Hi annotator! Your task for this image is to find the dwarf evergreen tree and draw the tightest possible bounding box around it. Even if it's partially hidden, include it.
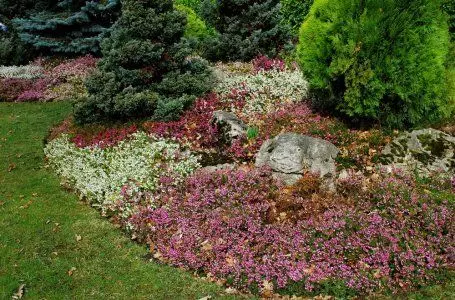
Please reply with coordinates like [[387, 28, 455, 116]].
[[0, 0, 59, 18], [13, 0, 120, 55], [0, 16, 30, 65], [202, 0, 290, 61], [74, 0, 214, 124], [297, 0, 453, 128]]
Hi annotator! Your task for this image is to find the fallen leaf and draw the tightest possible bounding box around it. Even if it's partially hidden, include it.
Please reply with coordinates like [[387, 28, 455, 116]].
[[11, 283, 25, 299], [68, 267, 76, 276], [8, 163, 16, 172], [261, 280, 274, 298], [224, 287, 237, 294], [19, 200, 32, 209]]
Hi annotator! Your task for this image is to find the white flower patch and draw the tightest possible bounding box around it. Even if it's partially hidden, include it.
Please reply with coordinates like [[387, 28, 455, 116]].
[[216, 68, 308, 116], [0, 65, 43, 79], [44, 132, 200, 211]]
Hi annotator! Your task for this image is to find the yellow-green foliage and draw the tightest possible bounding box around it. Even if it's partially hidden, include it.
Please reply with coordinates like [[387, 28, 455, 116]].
[[297, 0, 454, 128], [175, 4, 215, 41]]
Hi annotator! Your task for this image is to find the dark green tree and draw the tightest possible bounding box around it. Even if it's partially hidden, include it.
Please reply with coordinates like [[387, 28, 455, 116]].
[[0, 17, 30, 65], [202, 0, 290, 61], [280, 0, 313, 35], [297, 0, 453, 128], [13, 0, 120, 56], [74, 0, 214, 124], [442, 0, 454, 40], [0, 0, 59, 18]]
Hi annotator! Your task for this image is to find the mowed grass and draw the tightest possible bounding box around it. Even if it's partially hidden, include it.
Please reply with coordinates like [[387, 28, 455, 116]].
[[0, 102, 239, 299], [0, 102, 452, 299]]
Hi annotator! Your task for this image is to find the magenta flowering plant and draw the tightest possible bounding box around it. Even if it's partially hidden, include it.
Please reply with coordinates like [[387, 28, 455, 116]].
[[115, 169, 454, 296], [71, 125, 139, 149], [1, 56, 98, 102], [252, 55, 286, 73]]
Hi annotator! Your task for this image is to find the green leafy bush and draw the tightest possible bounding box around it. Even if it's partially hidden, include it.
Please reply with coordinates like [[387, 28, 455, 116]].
[[297, 0, 454, 128], [280, 0, 313, 34], [202, 0, 291, 62], [74, 0, 214, 124]]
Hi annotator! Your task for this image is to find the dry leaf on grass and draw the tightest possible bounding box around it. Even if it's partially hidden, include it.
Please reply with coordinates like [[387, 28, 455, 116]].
[[11, 284, 25, 299]]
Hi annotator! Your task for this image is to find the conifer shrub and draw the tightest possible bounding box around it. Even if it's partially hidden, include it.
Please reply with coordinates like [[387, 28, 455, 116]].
[[74, 0, 214, 124], [13, 0, 120, 56], [442, 0, 454, 40], [297, 0, 454, 128], [0, 17, 30, 66], [280, 0, 313, 34], [201, 0, 290, 61], [175, 4, 216, 47], [175, 0, 203, 14]]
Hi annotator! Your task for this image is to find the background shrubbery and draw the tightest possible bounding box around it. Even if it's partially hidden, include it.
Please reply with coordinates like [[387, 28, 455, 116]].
[[280, 0, 313, 34], [13, 0, 120, 56], [175, 3, 216, 51], [297, 0, 454, 128], [201, 0, 291, 61], [74, 0, 214, 124], [0, 17, 30, 66]]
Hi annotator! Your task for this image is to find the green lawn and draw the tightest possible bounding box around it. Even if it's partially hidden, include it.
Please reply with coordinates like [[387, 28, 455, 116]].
[[0, 102, 452, 299], [0, 102, 239, 299]]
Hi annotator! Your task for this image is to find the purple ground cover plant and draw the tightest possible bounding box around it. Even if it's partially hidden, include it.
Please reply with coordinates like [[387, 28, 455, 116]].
[[112, 169, 454, 296]]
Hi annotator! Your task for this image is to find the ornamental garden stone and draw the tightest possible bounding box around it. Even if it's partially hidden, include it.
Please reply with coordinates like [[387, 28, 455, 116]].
[[380, 128, 455, 176], [255, 133, 339, 189]]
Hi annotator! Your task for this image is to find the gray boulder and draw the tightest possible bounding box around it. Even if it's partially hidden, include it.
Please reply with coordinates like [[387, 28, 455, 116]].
[[212, 111, 247, 143], [255, 133, 340, 189], [380, 128, 455, 176], [201, 163, 236, 173]]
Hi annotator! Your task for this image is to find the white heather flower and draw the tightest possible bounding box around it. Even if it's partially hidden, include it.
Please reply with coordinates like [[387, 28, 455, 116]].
[[215, 66, 308, 116], [44, 132, 201, 213]]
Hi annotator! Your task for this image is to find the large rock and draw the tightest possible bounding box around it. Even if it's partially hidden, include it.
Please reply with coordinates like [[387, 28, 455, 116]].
[[255, 133, 340, 188], [380, 128, 455, 175], [212, 111, 247, 143]]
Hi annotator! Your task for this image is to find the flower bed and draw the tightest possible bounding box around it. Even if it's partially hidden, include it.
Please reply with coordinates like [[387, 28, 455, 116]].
[[0, 55, 97, 102], [44, 57, 454, 297], [45, 132, 200, 212]]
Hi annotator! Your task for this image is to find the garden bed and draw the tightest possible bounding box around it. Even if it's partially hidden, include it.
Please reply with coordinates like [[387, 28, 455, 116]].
[[42, 58, 455, 298]]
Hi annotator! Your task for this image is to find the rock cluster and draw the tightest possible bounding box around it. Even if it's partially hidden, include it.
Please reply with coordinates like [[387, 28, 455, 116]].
[[380, 128, 455, 175]]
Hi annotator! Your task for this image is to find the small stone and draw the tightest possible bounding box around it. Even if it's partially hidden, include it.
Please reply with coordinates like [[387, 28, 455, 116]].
[[212, 111, 247, 144]]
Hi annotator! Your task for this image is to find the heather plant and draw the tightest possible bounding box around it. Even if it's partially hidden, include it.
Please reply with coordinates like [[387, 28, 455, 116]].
[[44, 132, 200, 212], [297, 0, 454, 128], [216, 66, 308, 116], [121, 168, 454, 296], [74, 0, 214, 124], [202, 0, 291, 61], [0, 65, 42, 79], [1, 56, 97, 102], [0, 78, 33, 101]]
